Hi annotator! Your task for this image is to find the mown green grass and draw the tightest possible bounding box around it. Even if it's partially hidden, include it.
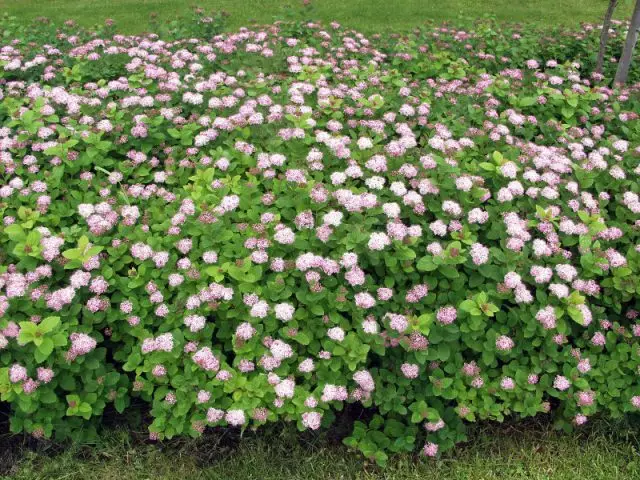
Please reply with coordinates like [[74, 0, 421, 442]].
[[3, 419, 640, 480], [0, 0, 636, 34]]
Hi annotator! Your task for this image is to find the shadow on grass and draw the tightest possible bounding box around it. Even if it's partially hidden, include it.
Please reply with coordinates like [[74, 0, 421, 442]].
[[2, 402, 640, 479]]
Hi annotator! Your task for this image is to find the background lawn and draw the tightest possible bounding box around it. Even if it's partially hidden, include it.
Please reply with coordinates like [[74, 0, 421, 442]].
[[4, 420, 640, 480], [0, 0, 636, 34]]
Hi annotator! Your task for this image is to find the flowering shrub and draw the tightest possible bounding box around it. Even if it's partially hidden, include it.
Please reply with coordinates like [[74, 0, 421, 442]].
[[0, 12, 639, 465]]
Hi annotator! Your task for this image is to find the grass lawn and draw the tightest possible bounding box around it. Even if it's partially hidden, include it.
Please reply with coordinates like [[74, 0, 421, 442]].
[[0, 0, 636, 34], [3, 420, 639, 480]]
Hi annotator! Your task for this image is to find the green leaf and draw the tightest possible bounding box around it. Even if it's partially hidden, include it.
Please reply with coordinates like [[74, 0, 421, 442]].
[[460, 300, 481, 316], [439, 265, 459, 279], [59, 375, 76, 391], [62, 248, 81, 260], [79, 402, 93, 419], [479, 162, 495, 171], [52, 333, 68, 347], [436, 344, 451, 361], [561, 107, 574, 119], [115, 397, 126, 413], [39, 389, 58, 404], [4, 224, 26, 242], [519, 96, 536, 107], [396, 245, 416, 260], [39, 316, 60, 334], [36, 338, 54, 361], [17, 322, 37, 344], [567, 306, 584, 325], [416, 256, 437, 272]]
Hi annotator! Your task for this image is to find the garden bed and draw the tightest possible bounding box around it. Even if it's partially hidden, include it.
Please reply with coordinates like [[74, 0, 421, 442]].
[[0, 13, 639, 465]]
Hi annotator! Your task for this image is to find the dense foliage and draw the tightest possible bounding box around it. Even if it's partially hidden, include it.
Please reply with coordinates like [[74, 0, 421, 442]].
[[0, 12, 639, 465]]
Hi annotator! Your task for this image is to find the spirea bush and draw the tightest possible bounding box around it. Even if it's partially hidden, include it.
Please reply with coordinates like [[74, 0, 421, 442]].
[[0, 11, 639, 465]]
